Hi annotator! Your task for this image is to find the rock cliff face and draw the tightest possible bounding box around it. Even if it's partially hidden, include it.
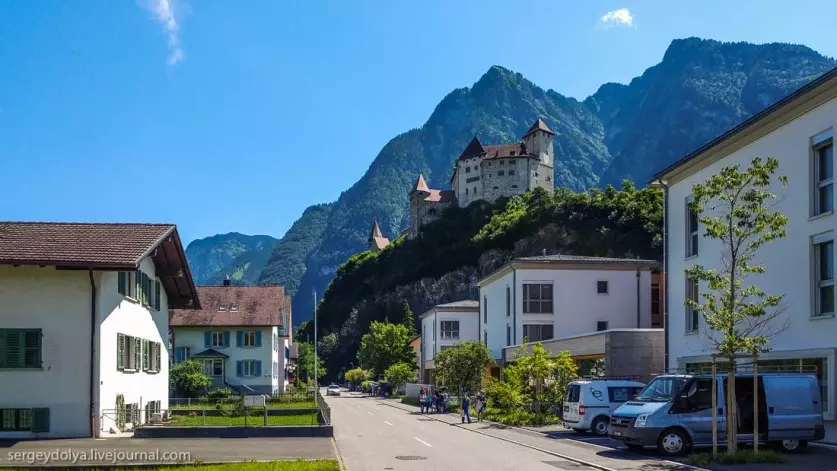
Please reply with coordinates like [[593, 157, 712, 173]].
[[191, 38, 835, 324]]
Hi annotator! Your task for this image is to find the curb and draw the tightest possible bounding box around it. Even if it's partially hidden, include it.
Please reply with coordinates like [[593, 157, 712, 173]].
[[331, 436, 347, 471]]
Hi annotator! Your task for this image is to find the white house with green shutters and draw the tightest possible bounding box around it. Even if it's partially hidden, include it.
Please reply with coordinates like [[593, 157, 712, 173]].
[[0, 222, 198, 438], [170, 283, 293, 395]]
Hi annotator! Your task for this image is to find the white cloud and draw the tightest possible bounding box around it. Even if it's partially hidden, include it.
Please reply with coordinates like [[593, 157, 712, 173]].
[[138, 0, 184, 65], [599, 8, 635, 29]]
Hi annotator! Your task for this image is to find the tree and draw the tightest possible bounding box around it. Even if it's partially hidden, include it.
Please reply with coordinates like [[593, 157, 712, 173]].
[[686, 157, 789, 453], [390, 300, 416, 336], [345, 367, 372, 386], [170, 360, 212, 397], [385, 362, 416, 393], [505, 343, 578, 423], [434, 341, 495, 395], [357, 321, 416, 376], [297, 342, 327, 384]]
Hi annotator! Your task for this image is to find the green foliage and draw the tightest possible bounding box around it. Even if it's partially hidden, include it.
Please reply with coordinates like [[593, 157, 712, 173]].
[[685, 157, 789, 358], [206, 387, 233, 399], [384, 362, 416, 391], [357, 321, 416, 376], [434, 341, 495, 395], [297, 342, 327, 384], [344, 367, 372, 385], [685, 449, 783, 466], [170, 360, 212, 397]]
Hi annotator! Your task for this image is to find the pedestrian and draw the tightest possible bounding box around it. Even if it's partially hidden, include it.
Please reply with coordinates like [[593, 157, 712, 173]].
[[460, 394, 471, 424], [476, 393, 486, 422], [419, 389, 427, 414]]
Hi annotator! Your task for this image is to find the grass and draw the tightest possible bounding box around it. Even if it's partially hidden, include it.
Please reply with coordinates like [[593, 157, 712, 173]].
[[170, 412, 320, 426], [170, 401, 317, 410], [684, 449, 784, 466], [8, 460, 340, 471]]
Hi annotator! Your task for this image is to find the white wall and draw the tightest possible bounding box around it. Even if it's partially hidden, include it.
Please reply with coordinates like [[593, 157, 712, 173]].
[[173, 325, 279, 393], [420, 309, 479, 364], [98, 257, 169, 434], [0, 265, 92, 438], [666, 95, 837, 418], [481, 266, 653, 359]]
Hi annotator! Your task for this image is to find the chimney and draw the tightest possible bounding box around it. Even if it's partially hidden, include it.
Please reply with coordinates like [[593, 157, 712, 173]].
[[223, 275, 231, 287]]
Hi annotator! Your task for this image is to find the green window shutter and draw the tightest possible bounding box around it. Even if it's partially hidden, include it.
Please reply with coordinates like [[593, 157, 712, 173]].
[[31, 408, 49, 433], [142, 340, 149, 371], [117, 272, 126, 296], [145, 274, 151, 306], [154, 281, 161, 311], [135, 271, 141, 300], [4, 330, 22, 368], [0, 329, 6, 369], [116, 333, 125, 370], [155, 342, 161, 372], [134, 337, 141, 370], [23, 330, 41, 368]]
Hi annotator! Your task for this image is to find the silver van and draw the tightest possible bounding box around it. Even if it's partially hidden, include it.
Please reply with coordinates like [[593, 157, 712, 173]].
[[562, 379, 646, 436], [609, 372, 825, 456]]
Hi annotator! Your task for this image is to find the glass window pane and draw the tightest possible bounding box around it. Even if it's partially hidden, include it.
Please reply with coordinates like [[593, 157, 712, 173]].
[[541, 284, 553, 300], [819, 184, 833, 213], [542, 324, 554, 340], [820, 241, 834, 281], [689, 207, 698, 233], [541, 301, 553, 313], [819, 145, 833, 181], [820, 285, 834, 315]]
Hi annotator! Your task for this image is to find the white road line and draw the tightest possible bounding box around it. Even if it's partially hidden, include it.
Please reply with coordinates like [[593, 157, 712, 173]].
[[383, 421, 393, 426], [367, 411, 374, 416], [413, 437, 432, 447]]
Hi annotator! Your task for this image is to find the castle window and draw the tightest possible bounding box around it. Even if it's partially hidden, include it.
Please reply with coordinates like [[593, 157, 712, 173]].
[[428, 209, 437, 216], [498, 171, 505, 176], [512, 185, 518, 189], [466, 166, 471, 173], [546, 176, 551, 181], [493, 186, 499, 190], [466, 188, 468, 195], [510, 151, 515, 156], [509, 160, 516, 165], [474, 187, 477, 194], [500, 160, 505, 165], [509, 170, 515, 176]]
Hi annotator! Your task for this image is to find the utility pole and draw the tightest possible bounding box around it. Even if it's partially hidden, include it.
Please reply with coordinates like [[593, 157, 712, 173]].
[[313, 290, 318, 390]]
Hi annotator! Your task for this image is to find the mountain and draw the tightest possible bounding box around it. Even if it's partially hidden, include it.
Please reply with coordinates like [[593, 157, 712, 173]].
[[190, 38, 833, 324], [185, 233, 278, 285]]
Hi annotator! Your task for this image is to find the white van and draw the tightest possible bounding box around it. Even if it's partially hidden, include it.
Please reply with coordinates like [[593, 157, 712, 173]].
[[562, 378, 646, 436]]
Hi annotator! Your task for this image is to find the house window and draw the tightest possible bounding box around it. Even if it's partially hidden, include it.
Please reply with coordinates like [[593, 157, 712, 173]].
[[651, 283, 661, 315], [0, 329, 42, 368], [240, 360, 259, 377], [116, 334, 142, 371], [523, 283, 553, 313], [686, 277, 700, 333], [218, 304, 227, 312], [483, 296, 487, 324], [203, 359, 222, 376], [522, 324, 553, 342], [596, 281, 608, 294], [230, 304, 239, 311], [440, 321, 459, 340], [174, 346, 190, 363], [242, 331, 256, 347], [439, 345, 454, 352], [211, 332, 225, 347], [273, 361, 278, 379], [597, 321, 608, 332], [686, 197, 699, 257], [813, 132, 834, 216], [484, 331, 488, 345], [498, 171, 505, 176], [506, 325, 511, 346], [505, 286, 511, 316], [0, 409, 34, 431], [814, 237, 834, 317], [509, 170, 515, 176]]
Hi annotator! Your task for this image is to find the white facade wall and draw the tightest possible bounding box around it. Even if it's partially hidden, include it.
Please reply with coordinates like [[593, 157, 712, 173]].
[[456, 156, 484, 207], [666, 95, 837, 419], [98, 257, 169, 434], [420, 309, 479, 364], [173, 325, 285, 394], [481, 266, 654, 360], [0, 265, 92, 438]]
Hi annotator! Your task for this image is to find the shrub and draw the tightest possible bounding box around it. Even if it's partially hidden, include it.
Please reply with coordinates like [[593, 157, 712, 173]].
[[207, 387, 233, 399]]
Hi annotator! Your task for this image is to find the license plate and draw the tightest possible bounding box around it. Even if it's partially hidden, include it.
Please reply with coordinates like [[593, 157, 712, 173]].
[[613, 431, 622, 437]]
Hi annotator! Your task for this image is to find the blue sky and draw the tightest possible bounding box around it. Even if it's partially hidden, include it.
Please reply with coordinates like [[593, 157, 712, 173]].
[[1, 0, 835, 245]]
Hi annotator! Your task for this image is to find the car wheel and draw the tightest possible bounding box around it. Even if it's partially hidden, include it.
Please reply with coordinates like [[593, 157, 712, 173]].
[[591, 416, 610, 436], [776, 439, 804, 453], [657, 428, 689, 457]]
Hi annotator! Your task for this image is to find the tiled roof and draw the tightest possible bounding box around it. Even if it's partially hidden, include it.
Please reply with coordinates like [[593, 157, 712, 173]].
[[411, 174, 430, 194], [435, 300, 479, 309], [170, 286, 288, 327], [370, 236, 390, 250], [515, 254, 660, 266], [0, 222, 175, 267], [483, 143, 530, 160], [423, 189, 456, 203], [525, 118, 555, 136], [458, 136, 487, 159]]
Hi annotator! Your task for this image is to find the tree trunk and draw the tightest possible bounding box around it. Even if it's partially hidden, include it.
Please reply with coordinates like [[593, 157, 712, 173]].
[[726, 363, 738, 453]]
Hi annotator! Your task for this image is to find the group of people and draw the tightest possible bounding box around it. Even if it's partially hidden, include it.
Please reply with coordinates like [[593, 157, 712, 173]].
[[417, 388, 487, 424]]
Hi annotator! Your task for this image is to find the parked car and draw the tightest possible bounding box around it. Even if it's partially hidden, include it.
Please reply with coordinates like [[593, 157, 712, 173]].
[[562, 378, 646, 436], [609, 372, 826, 456], [326, 384, 341, 396]]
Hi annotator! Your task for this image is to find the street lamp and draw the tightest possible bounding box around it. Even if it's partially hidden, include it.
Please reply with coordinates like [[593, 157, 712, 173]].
[[313, 290, 318, 390]]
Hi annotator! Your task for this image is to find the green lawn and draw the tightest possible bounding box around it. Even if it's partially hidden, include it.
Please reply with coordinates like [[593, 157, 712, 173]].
[[10, 460, 340, 471], [170, 412, 319, 426], [170, 401, 317, 410]]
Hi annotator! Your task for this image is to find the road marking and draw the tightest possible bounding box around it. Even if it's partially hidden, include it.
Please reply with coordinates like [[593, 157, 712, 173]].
[[384, 421, 393, 426], [367, 411, 374, 416], [413, 437, 432, 447]]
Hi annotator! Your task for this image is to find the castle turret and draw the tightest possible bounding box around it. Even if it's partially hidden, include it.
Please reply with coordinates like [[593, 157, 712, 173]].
[[367, 220, 389, 252], [410, 173, 431, 196], [523, 118, 555, 167]]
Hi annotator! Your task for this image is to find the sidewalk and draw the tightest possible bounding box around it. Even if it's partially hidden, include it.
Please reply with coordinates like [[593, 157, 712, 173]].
[[376, 398, 699, 471], [822, 420, 837, 445]]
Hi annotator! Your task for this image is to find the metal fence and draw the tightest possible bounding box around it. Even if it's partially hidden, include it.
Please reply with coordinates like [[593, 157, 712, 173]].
[[316, 391, 331, 425], [169, 391, 316, 409]]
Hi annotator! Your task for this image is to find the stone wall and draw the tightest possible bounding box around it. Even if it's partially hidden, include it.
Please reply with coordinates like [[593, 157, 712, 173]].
[[604, 330, 665, 382], [481, 157, 531, 202]]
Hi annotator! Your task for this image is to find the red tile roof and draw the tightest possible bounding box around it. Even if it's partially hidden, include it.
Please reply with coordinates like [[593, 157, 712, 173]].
[[524, 118, 555, 136], [458, 136, 487, 159], [0, 222, 175, 267], [424, 189, 456, 203], [411, 174, 430, 194], [483, 143, 531, 160], [170, 286, 288, 327]]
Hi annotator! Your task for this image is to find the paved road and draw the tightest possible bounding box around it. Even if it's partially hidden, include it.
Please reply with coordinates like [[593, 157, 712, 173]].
[[326, 392, 600, 471]]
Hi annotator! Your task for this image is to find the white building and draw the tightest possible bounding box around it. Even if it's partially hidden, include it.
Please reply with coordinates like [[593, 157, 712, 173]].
[[478, 254, 660, 362], [170, 283, 293, 395], [652, 66, 837, 420], [419, 300, 479, 383], [0, 222, 198, 439]]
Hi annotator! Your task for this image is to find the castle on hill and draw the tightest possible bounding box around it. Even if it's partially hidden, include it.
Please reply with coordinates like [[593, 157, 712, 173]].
[[368, 118, 555, 252]]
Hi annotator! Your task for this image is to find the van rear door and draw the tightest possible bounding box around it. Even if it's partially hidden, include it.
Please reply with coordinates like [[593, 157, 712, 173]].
[[763, 375, 821, 440], [563, 384, 582, 423]]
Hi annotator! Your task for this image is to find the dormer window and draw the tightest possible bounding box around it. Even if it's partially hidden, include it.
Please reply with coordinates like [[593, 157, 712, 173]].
[[218, 304, 227, 312], [230, 304, 239, 311]]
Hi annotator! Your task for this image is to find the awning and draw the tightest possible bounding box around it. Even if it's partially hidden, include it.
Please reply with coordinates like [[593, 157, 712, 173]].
[[190, 348, 229, 359]]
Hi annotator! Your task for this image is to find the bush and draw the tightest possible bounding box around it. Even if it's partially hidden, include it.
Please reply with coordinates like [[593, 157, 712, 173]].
[[207, 387, 233, 399], [685, 449, 783, 466]]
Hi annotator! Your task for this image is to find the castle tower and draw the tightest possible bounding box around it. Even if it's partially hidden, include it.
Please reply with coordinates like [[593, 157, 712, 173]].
[[408, 174, 431, 239], [522, 118, 555, 167], [368, 220, 389, 252]]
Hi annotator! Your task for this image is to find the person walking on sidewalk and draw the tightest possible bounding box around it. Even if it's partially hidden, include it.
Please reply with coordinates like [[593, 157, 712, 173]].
[[473, 393, 486, 422], [460, 394, 471, 424], [419, 389, 427, 414]]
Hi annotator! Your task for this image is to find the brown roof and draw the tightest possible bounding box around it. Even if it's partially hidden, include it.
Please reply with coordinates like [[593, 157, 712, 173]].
[[458, 136, 487, 159], [370, 236, 390, 250], [170, 286, 288, 327], [483, 143, 531, 160], [411, 174, 430, 194], [0, 221, 199, 308], [424, 189, 456, 203], [524, 118, 555, 136]]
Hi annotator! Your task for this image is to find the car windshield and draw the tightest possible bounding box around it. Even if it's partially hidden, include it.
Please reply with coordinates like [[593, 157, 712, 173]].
[[328, 385, 339, 389], [635, 377, 689, 402]]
